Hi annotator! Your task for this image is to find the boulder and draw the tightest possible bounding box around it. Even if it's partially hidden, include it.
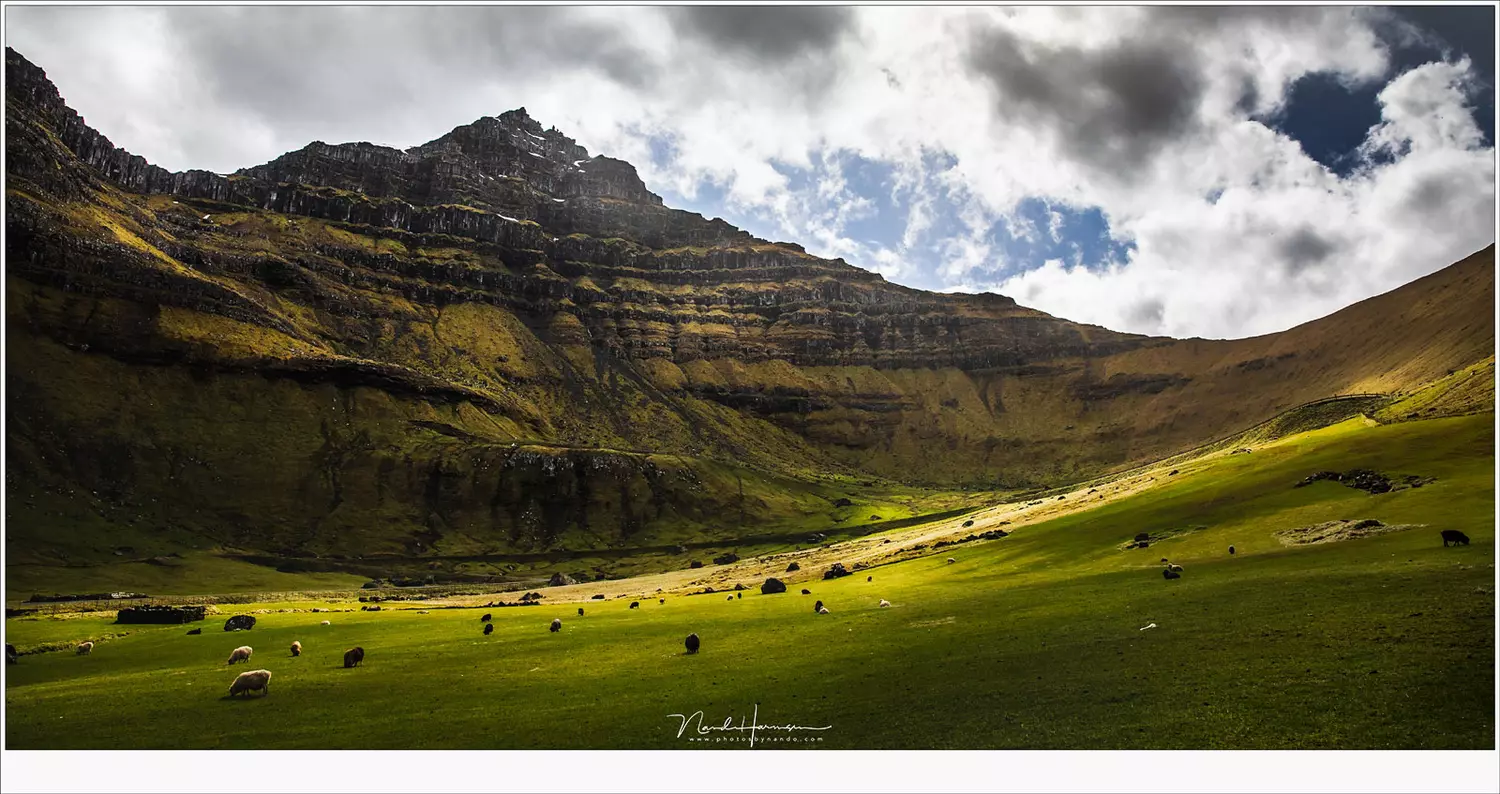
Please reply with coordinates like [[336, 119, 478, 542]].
[[733, 583, 746, 591], [761, 578, 788, 595], [591, 594, 606, 600], [713, 553, 740, 565], [548, 572, 577, 587], [689, 561, 704, 569], [223, 615, 256, 632], [823, 563, 852, 580], [186, 628, 202, 635], [786, 562, 801, 572], [832, 498, 853, 507]]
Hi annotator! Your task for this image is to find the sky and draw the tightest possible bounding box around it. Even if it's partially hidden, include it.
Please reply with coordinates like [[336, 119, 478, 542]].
[[5, 4, 1495, 340]]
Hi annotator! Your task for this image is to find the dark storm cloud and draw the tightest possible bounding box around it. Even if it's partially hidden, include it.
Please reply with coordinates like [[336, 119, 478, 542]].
[[965, 25, 1205, 176], [665, 6, 855, 60], [1278, 228, 1337, 276]]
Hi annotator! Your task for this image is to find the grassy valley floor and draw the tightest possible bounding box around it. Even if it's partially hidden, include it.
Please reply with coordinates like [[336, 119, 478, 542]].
[[4, 413, 1494, 748]]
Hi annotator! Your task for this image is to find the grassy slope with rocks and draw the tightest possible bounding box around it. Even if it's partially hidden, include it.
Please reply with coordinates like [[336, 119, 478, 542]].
[[5, 412, 1492, 749]]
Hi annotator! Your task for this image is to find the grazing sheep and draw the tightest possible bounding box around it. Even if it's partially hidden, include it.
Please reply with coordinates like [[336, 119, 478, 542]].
[[801, 589, 812, 595], [629, 602, 640, 609], [343, 647, 365, 668], [947, 558, 957, 564], [550, 619, 562, 633], [658, 598, 665, 604], [227, 645, 253, 665], [290, 641, 301, 657], [1168, 563, 1183, 573], [866, 576, 872, 582], [76, 641, 94, 656], [483, 623, 494, 636], [879, 599, 891, 608], [1160, 558, 1169, 563], [1442, 529, 1471, 547], [480, 613, 493, 623], [578, 608, 585, 616], [726, 596, 734, 601], [6, 643, 17, 664], [813, 600, 824, 613], [817, 606, 830, 615], [1162, 569, 1181, 580], [186, 628, 202, 635], [736, 592, 742, 599], [685, 633, 701, 654], [228, 669, 272, 698], [320, 620, 331, 626], [1229, 545, 1236, 555]]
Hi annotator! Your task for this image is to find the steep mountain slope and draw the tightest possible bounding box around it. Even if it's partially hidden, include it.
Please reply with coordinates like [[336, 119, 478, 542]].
[[4, 47, 1493, 582]]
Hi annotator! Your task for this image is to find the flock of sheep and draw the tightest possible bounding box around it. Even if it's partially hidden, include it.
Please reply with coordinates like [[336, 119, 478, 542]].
[[53, 559, 920, 698]]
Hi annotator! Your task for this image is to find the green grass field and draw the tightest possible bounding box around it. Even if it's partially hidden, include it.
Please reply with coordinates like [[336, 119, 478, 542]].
[[4, 414, 1493, 749]]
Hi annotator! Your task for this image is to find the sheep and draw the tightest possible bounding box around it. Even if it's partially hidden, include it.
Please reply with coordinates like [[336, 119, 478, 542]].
[[76, 641, 94, 656], [480, 613, 493, 623], [1167, 563, 1183, 573], [483, 623, 494, 636], [658, 598, 665, 604], [814, 600, 824, 613], [227, 645, 253, 665], [228, 669, 272, 698], [1442, 530, 1471, 547], [343, 647, 365, 668], [726, 596, 734, 601], [629, 601, 640, 609], [879, 599, 891, 608], [685, 633, 701, 654], [1162, 569, 1181, 580], [1229, 545, 1236, 555], [550, 619, 562, 633], [817, 606, 830, 615], [801, 589, 812, 595], [947, 557, 957, 564], [320, 620, 331, 626], [578, 608, 585, 616], [736, 592, 742, 599], [867, 576, 873, 582], [290, 641, 301, 657], [5, 643, 16, 664]]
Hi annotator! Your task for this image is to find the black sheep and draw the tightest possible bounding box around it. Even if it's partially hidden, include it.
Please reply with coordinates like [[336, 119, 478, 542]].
[[801, 589, 812, 595], [629, 601, 640, 609], [578, 608, 585, 616], [1442, 529, 1471, 547], [814, 600, 824, 613], [343, 647, 365, 668], [550, 619, 562, 632], [483, 623, 494, 636], [1229, 545, 1236, 555], [685, 633, 700, 654], [480, 613, 492, 623]]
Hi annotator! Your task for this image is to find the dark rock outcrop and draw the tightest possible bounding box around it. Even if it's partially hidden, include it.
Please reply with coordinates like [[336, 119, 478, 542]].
[[760, 578, 787, 595], [223, 615, 256, 632]]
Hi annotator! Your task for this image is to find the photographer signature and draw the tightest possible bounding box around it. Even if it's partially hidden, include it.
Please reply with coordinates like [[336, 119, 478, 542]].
[[668, 704, 832, 747]]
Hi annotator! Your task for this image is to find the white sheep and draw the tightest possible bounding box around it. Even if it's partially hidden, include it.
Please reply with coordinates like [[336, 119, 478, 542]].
[[947, 557, 957, 564], [1167, 563, 1183, 573], [817, 606, 830, 615], [320, 620, 331, 626], [290, 641, 301, 657], [227, 645, 253, 665], [75, 641, 94, 655], [878, 599, 891, 608], [228, 669, 272, 697]]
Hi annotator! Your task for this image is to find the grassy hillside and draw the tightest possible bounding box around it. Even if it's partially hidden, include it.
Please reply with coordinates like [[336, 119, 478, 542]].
[[6, 412, 1491, 749]]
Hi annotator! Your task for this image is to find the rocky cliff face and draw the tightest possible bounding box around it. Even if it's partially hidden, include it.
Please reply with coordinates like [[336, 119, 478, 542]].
[[6, 46, 1492, 574]]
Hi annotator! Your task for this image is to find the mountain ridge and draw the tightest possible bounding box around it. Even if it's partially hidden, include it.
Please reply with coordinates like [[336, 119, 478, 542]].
[[4, 46, 1493, 586]]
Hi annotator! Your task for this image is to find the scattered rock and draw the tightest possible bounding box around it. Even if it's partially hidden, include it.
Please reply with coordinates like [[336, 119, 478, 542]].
[[548, 572, 577, 587], [186, 628, 202, 635], [712, 553, 739, 566], [786, 562, 801, 572], [689, 561, 704, 569], [823, 563, 853, 580], [223, 615, 256, 632], [962, 520, 974, 528], [761, 578, 787, 594], [801, 589, 812, 595], [591, 594, 605, 600], [832, 498, 853, 507]]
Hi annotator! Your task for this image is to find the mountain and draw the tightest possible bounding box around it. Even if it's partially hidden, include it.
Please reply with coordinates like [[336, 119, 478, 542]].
[[4, 48, 1493, 584]]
